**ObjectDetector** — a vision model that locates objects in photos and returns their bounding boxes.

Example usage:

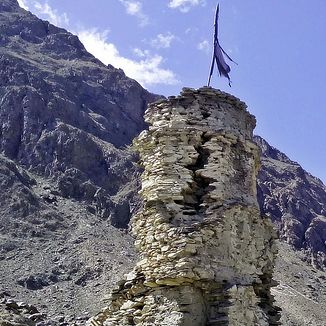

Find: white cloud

[78,29,179,87]
[119,0,149,26]
[150,32,175,49]
[17,0,29,10]
[33,1,69,27]
[168,0,205,13]
[133,48,149,57]
[16,1,177,87]
[197,40,210,54]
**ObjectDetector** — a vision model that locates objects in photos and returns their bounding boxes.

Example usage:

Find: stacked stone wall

[88,87,280,326]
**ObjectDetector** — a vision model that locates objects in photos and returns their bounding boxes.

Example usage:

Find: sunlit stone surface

[88,87,280,326]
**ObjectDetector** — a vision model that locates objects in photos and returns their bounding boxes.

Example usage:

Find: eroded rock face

[255,136,326,268]
[0,1,153,321]
[89,88,280,326]
[0,0,159,218]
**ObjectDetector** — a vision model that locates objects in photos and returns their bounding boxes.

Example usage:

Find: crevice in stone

[230,141,247,186]
[201,110,211,119]
[253,274,282,325]
[206,283,231,326]
[184,132,215,215]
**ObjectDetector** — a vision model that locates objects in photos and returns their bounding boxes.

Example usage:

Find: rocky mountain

[0,0,159,227]
[255,136,326,268]
[0,0,325,325]
[0,0,146,323]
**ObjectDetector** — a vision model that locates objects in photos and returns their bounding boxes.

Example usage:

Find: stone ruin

[88,87,281,325]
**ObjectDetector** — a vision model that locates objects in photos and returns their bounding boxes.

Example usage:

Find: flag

[207,4,237,87]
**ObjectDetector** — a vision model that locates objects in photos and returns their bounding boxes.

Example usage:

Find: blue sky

[18,0,326,184]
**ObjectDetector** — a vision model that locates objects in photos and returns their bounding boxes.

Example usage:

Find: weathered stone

[88,87,280,325]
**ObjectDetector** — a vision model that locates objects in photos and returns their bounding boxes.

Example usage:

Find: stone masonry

[88,87,281,325]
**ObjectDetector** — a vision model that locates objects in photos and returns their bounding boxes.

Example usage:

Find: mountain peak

[254,135,296,164]
[0,0,20,12]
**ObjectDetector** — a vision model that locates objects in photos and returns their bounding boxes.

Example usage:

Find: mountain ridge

[0,1,325,325]
[255,135,326,267]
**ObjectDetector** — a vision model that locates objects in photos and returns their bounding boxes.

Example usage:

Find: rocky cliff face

[0,1,325,325]
[255,136,326,267]
[0,0,153,323]
[0,0,159,224]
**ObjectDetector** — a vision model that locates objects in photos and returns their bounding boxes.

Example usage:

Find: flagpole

[207,4,219,87]
[207,46,215,87]
[206,4,236,88]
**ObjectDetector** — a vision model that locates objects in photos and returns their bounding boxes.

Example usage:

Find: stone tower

[89,87,280,325]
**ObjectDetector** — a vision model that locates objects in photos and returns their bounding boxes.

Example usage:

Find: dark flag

[207,4,237,87]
